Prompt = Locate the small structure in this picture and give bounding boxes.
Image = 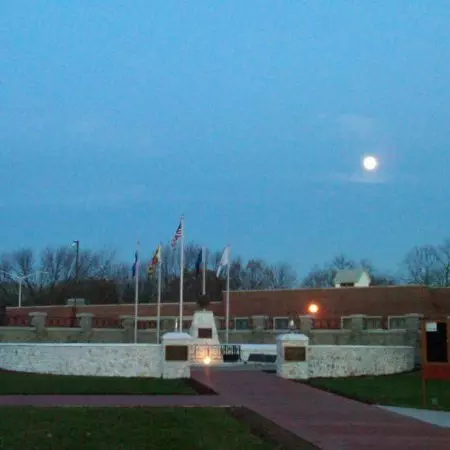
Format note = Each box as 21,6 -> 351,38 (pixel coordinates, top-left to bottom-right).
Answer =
334,269 -> 371,288
189,310 -> 222,365
66,298 -> 86,306
276,333 -> 309,379
162,332 -> 192,379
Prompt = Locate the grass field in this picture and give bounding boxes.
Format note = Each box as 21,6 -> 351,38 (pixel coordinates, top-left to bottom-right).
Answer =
309,371 -> 450,410
0,407 -> 274,450
0,371 -> 195,395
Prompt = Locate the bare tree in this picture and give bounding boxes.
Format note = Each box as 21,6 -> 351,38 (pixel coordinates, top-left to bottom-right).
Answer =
435,240 -> 450,287
266,262 -> 297,289
402,245 -> 441,286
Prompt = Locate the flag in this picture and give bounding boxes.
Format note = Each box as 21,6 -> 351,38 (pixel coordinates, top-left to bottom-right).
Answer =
148,245 -> 161,277
131,251 -> 138,277
171,221 -> 182,248
195,248 -> 203,277
216,246 -> 230,277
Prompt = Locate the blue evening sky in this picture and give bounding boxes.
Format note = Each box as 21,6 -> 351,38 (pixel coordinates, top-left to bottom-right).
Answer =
1,1 -> 449,277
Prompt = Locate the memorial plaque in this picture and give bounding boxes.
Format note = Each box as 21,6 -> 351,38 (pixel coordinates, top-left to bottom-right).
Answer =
284,346 -> 306,362
165,345 -> 188,361
198,327 -> 213,339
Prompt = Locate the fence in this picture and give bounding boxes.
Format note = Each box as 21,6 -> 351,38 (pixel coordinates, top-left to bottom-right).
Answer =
191,344 -> 242,363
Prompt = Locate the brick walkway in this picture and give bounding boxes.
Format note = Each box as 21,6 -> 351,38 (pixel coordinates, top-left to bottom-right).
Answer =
191,368 -> 450,450
0,394 -> 231,407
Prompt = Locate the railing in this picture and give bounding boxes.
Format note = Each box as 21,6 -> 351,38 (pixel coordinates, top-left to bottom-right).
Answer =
191,344 -> 242,363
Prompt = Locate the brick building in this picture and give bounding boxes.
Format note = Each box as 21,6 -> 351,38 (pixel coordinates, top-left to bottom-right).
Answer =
6,285 -> 450,321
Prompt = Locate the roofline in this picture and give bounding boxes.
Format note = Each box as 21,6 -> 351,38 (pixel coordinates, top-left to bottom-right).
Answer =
224,285 -> 431,294
6,301 -> 222,310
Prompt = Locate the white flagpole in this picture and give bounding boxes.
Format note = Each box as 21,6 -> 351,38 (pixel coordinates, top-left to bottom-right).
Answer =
225,245 -> 231,344
156,245 -> 162,344
133,241 -> 140,344
179,216 -> 185,332
202,246 -> 206,296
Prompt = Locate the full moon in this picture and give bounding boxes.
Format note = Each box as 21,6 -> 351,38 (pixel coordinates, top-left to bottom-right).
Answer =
362,155 -> 378,171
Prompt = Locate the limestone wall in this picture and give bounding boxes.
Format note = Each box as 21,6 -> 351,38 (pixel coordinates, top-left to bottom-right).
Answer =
308,345 -> 415,378
0,343 -> 162,377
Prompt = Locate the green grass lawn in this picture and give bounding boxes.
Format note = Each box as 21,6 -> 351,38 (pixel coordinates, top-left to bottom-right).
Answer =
0,407 -> 274,450
309,371 -> 450,411
0,371 -> 195,395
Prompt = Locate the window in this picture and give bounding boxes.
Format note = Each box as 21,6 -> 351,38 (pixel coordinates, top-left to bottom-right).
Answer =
364,316 -> 383,330
340,282 -> 355,287
273,317 -> 289,330
235,318 -> 250,330
388,316 -> 406,329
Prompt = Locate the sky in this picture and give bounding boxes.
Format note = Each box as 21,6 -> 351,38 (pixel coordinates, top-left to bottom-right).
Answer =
1,1 -> 449,278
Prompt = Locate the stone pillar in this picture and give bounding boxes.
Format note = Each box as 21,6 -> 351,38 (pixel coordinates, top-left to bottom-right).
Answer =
161,317 -> 177,332
251,315 -> 268,330
120,315 -> 135,343
404,314 -> 423,360
162,332 -> 192,379
299,315 -> 313,334
28,312 -> 47,333
276,333 -> 309,380
348,314 -> 366,332
404,313 -> 422,332
77,313 -> 93,333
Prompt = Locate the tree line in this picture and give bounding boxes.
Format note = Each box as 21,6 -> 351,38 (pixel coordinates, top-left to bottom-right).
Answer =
0,238 -> 449,307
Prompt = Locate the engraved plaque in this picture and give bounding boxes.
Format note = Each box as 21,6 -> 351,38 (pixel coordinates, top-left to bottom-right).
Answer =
165,345 -> 188,361
284,346 -> 306,362
198,327 -> 213,339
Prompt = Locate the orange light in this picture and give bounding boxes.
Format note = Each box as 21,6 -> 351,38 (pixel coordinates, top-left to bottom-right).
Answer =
203,356 -> 211,365
308,303 -> 319,314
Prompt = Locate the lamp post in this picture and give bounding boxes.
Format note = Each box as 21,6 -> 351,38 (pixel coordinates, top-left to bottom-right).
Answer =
0,270 -> 48,307
72,240 -> 80,283
71,240 -> 80,327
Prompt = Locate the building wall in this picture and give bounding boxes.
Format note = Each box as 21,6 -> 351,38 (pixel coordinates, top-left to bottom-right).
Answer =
5,286 -> 450,319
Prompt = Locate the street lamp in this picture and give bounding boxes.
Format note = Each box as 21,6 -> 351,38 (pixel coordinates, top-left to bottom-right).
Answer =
71,240 -> 80,328
72,240 -> 80,283
0,270 -> 48,308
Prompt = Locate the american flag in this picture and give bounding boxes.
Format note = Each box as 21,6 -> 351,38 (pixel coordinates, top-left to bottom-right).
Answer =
171,221 -> 183,248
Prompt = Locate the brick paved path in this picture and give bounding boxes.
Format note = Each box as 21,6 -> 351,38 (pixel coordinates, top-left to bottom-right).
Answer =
0,394 -> 232,407
192,368 -> 450,450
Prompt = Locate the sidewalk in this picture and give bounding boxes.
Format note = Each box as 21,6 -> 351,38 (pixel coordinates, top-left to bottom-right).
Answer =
192,369 -> 450,450
378,405 -> 450,429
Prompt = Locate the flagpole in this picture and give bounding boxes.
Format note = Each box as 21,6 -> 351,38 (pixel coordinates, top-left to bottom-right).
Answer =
156,245 -> 162,344
225,245 -> 231,344
133,241 -> 140,344
202,246 -> 206,296
179,216 -> 184,333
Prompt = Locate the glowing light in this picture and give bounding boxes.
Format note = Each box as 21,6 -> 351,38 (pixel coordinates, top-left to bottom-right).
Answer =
308,303 -> 319,314
203,356 -> 211,365
362,155 -> 378,171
